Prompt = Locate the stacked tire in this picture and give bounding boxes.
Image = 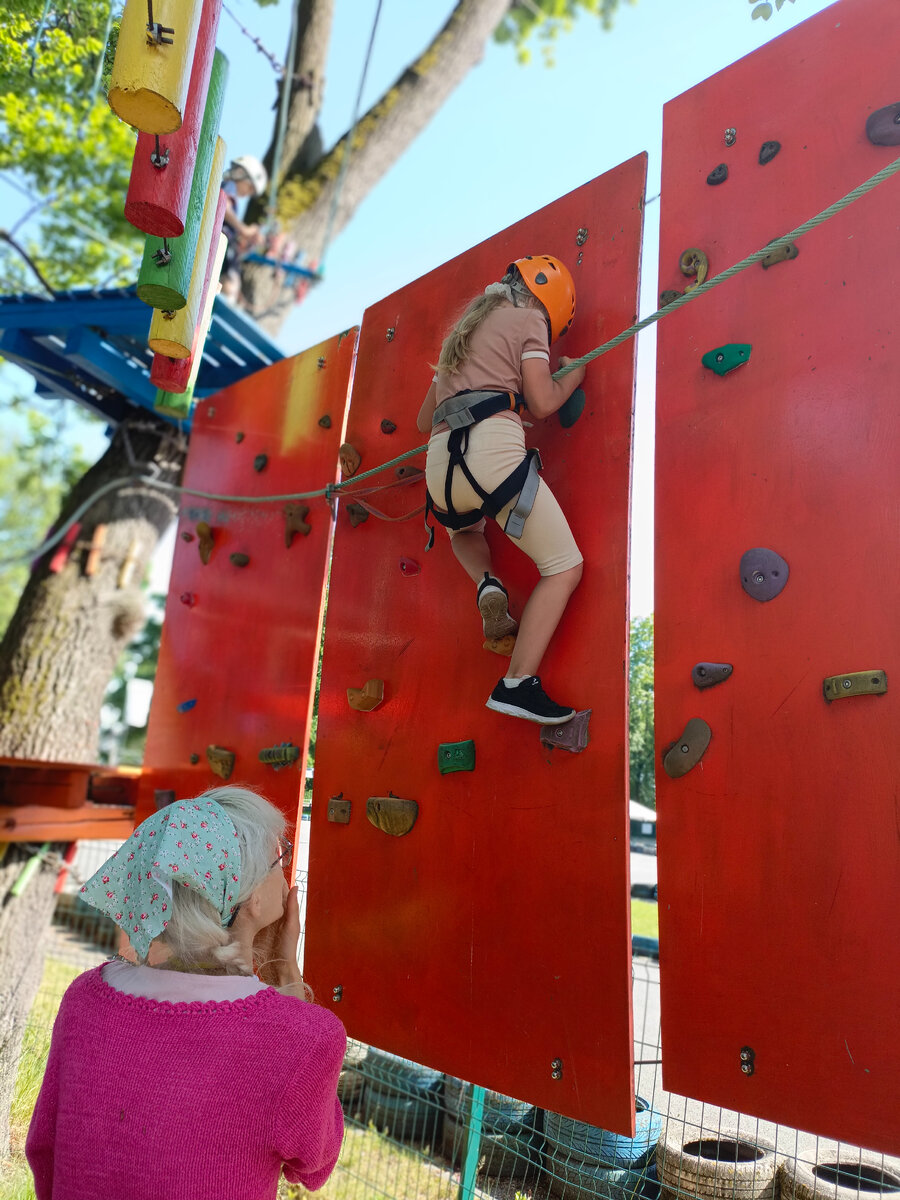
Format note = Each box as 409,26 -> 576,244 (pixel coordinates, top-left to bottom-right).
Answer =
779,1153 -> 900,1200
442,1077 -> 544,1183
657,1132 -> 777,1200
337,1039 -> 368,1116
361,1048 -> 443,1151
544,1097 -> 663,1200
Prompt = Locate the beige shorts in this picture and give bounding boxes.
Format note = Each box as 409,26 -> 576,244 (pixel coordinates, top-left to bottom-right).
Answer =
425,415 -> 583,577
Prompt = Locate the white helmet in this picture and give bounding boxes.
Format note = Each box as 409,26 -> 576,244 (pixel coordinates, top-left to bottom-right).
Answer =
231,155 -> 268,197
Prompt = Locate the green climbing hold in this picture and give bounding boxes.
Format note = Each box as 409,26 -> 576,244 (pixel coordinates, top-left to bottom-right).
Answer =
558,387 -> 586,428
438,740 -> 476,775
701,344 -> 752,376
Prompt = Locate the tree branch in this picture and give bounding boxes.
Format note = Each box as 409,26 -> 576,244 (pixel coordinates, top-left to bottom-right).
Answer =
241,0 -> 511,331
0,230 -> 58,297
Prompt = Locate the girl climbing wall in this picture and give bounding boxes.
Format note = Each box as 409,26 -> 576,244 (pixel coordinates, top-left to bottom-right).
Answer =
417,255 -> 587,725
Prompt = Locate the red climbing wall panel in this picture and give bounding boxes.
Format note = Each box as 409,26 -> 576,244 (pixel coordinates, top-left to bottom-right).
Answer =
655,0 -> 899,1154
139,333 -> 356,830
306,159 -> 646,1132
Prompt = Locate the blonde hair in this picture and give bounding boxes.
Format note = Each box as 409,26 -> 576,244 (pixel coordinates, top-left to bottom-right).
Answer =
153,786 -> 287,977
437,267 -> 544,375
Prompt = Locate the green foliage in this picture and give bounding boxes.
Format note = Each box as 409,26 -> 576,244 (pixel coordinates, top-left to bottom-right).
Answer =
0,1 -> 141,294
629,615 -> 654,809
750,0 -> 795,19
0,392 -> 96,634
100,591 -> 165,765
494,0 -> 636,65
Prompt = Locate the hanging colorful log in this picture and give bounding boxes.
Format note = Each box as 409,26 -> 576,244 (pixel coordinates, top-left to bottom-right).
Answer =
136,49 -> 228,311
149,137 -> 227,358
108,0 -> 205,135
151,198 -> 227,392
125,0 -> 223,237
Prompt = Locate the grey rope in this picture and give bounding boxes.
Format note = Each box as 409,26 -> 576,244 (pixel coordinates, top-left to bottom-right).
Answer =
4,151 -> 899,572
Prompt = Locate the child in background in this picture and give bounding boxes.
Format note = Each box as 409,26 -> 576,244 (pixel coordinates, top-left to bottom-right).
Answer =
417,255 -> 587,725
26,787 -> 345,1200
221,155 -> 268,302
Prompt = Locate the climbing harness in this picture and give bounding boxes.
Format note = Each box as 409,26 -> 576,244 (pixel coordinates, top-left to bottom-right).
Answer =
424,390 -> 542,550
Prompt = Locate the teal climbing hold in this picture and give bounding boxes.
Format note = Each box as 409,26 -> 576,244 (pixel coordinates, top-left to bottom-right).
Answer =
438,740 -> 476,775
559,387 -> 586,428
702,344 -> 752,376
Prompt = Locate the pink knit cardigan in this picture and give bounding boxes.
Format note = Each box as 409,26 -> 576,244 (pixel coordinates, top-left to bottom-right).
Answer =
26,965 -> 346,1200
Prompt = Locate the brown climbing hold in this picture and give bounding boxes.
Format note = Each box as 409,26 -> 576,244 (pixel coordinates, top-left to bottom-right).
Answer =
339,443 -> 361,476
346,502 -> 369,527
395,464 -> 424,482
319,415 -> 332,429
660,290 -> 681,307
230,552 -> 250,568
206,745 -> 236,780
662,718 -> 712,778
366,796 -> 417,837
253,453 -> 268,473
761,242 -> 798,269
540,709 -> 592,754
328,795 -> 352,824
284,503 -> 311,546
483,635 -> 516,657
380,419 -> 397,434
196,522 -> 214,564
347,679 -> 384,712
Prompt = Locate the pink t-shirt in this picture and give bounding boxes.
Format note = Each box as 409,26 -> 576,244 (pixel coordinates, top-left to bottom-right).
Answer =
26,964 -> 346,1200
434,303 -> 550,406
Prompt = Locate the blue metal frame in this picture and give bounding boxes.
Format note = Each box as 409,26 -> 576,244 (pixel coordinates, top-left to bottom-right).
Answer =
0,286 -> 285,426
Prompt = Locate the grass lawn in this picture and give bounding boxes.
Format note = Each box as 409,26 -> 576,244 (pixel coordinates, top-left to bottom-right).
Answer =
630,898 -> 659,939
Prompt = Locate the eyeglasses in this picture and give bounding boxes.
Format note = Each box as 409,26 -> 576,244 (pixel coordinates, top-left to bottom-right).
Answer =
270,839 -> 292,871
224,839 -> 293,928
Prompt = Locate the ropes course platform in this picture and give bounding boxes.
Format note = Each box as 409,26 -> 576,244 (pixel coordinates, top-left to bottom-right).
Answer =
0,286 -> 284,426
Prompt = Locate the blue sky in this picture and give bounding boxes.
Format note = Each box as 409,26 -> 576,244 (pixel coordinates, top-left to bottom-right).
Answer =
0,0 -> 839,615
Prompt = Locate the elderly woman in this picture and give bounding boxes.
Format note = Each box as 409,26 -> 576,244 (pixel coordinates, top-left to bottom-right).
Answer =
26,786 -> 345,1200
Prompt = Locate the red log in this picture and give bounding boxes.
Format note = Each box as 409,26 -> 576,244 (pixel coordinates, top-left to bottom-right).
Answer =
151,187 -> 228,393
124,0 -> 223,237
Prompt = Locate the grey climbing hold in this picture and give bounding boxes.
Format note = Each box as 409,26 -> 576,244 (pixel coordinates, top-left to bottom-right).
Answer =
758,140 -> 781,165
692,663 -> 733,690
707,163 -> 728,185
739,548 -> 789,602
865,102 -> 900,147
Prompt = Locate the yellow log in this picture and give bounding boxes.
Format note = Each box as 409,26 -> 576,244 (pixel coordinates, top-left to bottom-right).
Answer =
153,235 -> 226,420
108,0 -> 204,134
149,136 -> 226,358
188,234 -> 227,390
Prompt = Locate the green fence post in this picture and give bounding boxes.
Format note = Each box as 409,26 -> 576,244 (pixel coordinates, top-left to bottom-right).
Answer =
459,1084 -> 485,1200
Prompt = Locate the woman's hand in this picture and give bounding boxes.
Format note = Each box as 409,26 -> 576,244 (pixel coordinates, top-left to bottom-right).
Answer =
558,355 -> 586,389
254,885 -> 304,989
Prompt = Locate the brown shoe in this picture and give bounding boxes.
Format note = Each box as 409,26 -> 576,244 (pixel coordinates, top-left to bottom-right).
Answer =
476,573 -> 518,640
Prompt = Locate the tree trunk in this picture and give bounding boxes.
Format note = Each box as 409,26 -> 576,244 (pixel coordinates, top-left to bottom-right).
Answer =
0,846 -> 59,1158
0,418 -> 183,1149
0,419 -> 185,761
241,0 -> 511,333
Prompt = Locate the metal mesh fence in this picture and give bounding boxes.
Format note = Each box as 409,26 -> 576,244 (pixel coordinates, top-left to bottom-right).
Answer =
10,859 -> 900,1200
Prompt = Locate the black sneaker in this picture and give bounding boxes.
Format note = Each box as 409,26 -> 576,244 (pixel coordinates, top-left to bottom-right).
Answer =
485,676 -> 576,725
476,572 -> 518,640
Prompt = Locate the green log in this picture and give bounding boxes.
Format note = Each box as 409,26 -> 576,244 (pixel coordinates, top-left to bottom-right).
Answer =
136,50 -> 229,310
154,385 -> 194,419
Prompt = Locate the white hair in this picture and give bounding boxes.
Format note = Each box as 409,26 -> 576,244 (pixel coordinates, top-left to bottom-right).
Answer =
152,786 -> 286,976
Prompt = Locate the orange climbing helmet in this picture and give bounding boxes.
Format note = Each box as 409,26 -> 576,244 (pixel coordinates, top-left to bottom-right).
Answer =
507,254 -> 576,342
